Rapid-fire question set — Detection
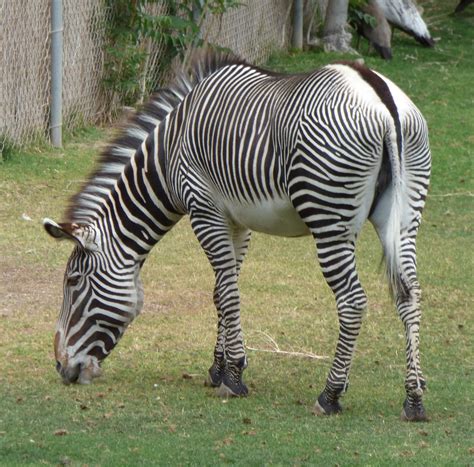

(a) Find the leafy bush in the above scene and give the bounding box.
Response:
[103,0,243,109]
[348,0,377,30]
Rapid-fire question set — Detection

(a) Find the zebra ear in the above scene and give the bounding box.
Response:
[43,218,86,249]
[43,218,76,240]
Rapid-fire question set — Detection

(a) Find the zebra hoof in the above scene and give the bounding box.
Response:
[216,369,249,397]
[205,361,225,388]
[216,380,249,398]
[400,398,428,422]
[313,392,342,416]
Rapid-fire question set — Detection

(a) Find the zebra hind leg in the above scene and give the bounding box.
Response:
[370,190,428,421]
[397,278,428,422]
[313,239,367,416]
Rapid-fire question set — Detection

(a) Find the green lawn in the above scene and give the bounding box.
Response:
[0,0,472,465]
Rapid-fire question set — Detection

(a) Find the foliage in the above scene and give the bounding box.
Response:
[348,8,377,30]
[349,0,370,8]
[348,0,377,30]
[103,0,243,108]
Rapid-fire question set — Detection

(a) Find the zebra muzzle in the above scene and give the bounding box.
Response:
[56,358,102,385]
[57,361,82,385]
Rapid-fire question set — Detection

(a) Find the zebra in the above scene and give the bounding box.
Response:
[44,50,431,421]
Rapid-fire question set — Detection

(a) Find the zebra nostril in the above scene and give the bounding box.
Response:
[69,365,80,384]
[59,362,82,385]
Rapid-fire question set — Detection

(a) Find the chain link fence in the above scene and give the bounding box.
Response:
[202,0,292,66]
[0,1,296,157]
[62,0,112,130]
[0,1,51,151]
[0,0,113,156]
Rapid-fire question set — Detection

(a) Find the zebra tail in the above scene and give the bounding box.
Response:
[382,119,408,300]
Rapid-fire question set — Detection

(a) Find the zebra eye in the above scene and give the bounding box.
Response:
[66,275,81,287]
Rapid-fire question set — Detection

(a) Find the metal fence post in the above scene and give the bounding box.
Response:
[292,0,303,49]
[50,0,63,147]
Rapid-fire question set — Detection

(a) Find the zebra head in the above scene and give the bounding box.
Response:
[43,218,144,385]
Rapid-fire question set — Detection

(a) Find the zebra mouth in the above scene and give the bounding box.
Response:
[57,361,82,385]
[56,358,102,385]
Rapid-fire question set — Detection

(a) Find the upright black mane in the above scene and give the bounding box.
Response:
[66,49,246,224]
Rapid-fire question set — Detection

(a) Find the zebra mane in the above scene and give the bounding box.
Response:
[66,49,246,224]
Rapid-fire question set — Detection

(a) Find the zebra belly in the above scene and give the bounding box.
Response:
[224,197,310,237]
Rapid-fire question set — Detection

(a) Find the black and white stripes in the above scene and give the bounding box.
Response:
[45,50,430,419]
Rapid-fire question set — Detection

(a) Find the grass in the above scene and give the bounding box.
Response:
[0,0,473,464]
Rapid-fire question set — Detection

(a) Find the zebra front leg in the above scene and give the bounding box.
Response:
[313,240,367,415]
[207,229,251,389]
[212,269,248,397]
[206,285,226,387]
[190,211,248,397]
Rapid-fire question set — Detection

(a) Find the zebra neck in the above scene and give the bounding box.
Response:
[97,127,183,262]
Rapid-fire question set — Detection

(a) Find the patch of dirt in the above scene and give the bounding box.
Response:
[0,257,212,319]
[0,258,63,317]
[144,287,212,316]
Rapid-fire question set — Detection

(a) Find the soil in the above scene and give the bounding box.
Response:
[0,258,63,318]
